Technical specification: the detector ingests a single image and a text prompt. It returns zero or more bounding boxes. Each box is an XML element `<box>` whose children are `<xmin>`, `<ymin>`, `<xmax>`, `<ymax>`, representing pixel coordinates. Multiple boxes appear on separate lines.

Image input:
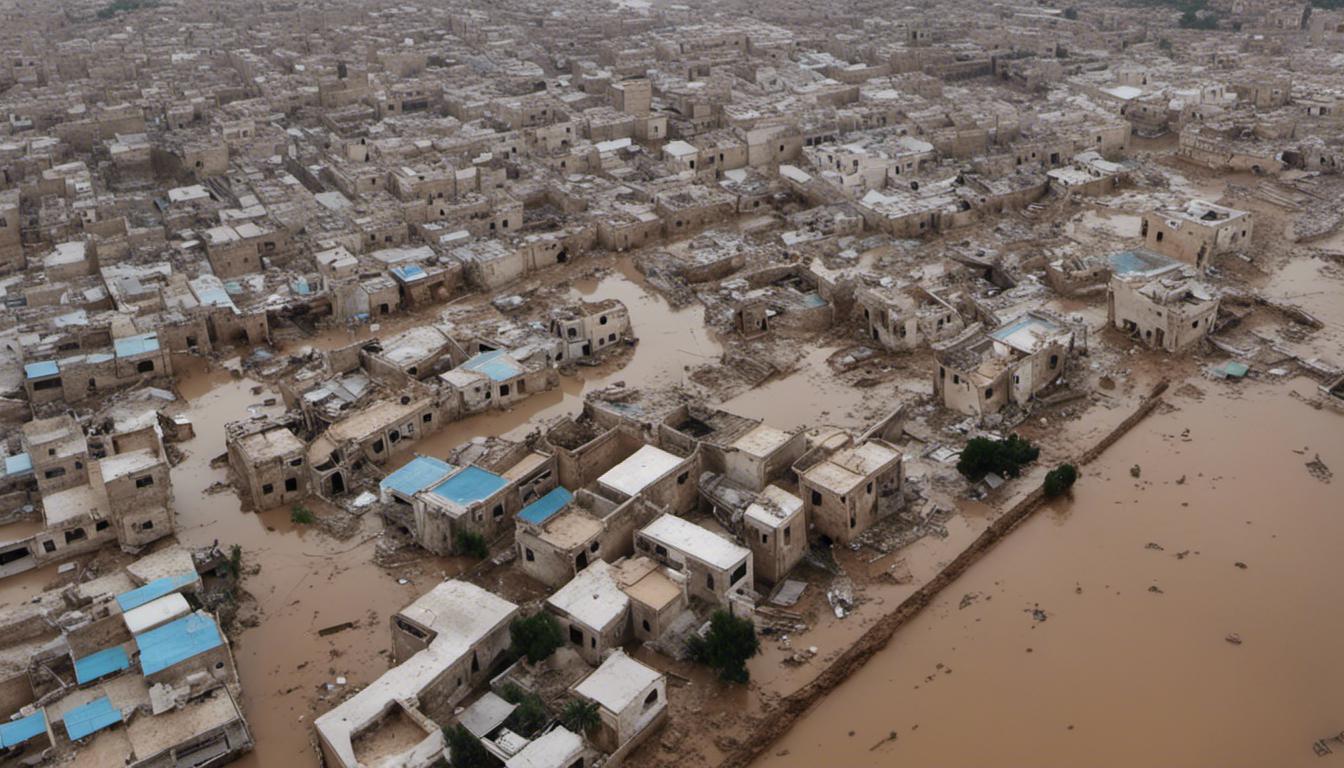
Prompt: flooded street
<box><xmin>754</xmin><ymin>376</ymin><xmax>1344</xmax><ymax>768</ymax></box>
<box><xmin>170</xmin><ymin>364</ymin><xmax>454</xmax><ymax>768</ymax></box>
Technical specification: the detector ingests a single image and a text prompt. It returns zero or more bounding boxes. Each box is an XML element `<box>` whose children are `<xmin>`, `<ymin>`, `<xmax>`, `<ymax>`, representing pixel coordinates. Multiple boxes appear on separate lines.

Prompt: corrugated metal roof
<box><xmin>517</xmin><ymin>487</ymin><xmax>573</xmax><ymax>525</ymax></box>
<box><xmin>135</xmin><ymin>612</ymin><xmax>224</xmax><ymax>676</ymax></box>
<box><xmin>113</xmin><ymin>333</ymin><xmax>160</xmax><ymax>358</ymax></box>
<box><xmin>73</xmin><ymin>646</ymin><xmax>131</xmax><ymax>685</ymax></box>
<box><xmin>63</xmin><ymin>696</ymin><xmax>122</xmax><ymax>741</ymax></box>
<box><xmin>0</xmin><ymin>710</ymin><xmax>47</xmax><ymax>748</ymax></box>
<box><xmin>429</xmin><ymin>466</ymin><xmax>507</xmax><ymax>505</ymax></box>
<box><xmin>24</xmin><ymin>360</ymin><xmax>59</xmax><ymax>379</ymax></box>
<box><xmin>380</xmin><ymin>455</ymin><xmax>456</xmax><ymax>497</ymax></box>
<box><xmin>115</xmin><ymin>571</ymin><xmax>200</xmax><ymax>612</ymax></box>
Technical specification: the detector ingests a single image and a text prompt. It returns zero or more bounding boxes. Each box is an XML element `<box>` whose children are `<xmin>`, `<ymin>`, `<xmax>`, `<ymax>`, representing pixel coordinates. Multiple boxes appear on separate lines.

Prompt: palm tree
<box><xmin>560</xmin><ymin>699</ymin><xmax>600</xmax><ymax>735</ymax></box>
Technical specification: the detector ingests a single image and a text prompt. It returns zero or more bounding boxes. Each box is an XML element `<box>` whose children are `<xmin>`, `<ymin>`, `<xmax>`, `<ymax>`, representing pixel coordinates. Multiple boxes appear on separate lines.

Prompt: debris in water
<box><xmin>1306</xmin><ymin>454</ymin><xmax>1333</xmax><ymax>483</ymax></box>
<box><xmin>1130</xmin><ymin>464</ymin><xmax>1142</xmax><ymax>478</ymax></box>
<box><xmin>1145</xmin><ymin>542</ymin><xmax>1164</xmax><ymax>551</ymax></box>
<box><xmin>317</xmin><ymin>621</ymin><xmax>356</xmax><ymax>637</ymax></box>
<box><xmin>1234</xmin><ymin>562</ymin><xmax>1248</xmax><ymax>569</ymax></box>
<box><xmin>1028</xmin><ymin>606</ymin><xmax>1048</xmax><ymax>622</ymax></box>
<box><xmin>827</xmin><ymin>577</ymin><xmax>855</xmax><ymax>618</ymax></box>
<box><xmin>869</xmin><ymin>731</ymin><xmax>899</xmax><ymax>751</ymax></box>
<box><xmin>1225</xmin><ymin>633</ymin><xmax>1243</xmax><ymax>645</ymax></box>
<box><xmin>1148</xmin><ymin>585</ymin><xmax>1164</xmax><ymax>594</ymax></box>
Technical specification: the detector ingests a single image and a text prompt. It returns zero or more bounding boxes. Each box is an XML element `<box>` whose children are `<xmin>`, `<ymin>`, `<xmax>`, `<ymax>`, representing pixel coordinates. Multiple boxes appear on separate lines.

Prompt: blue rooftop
<box><xmin>63</xmin><ymin>696</ymin><xmax>122</xmax><ymax>741</ymax></box>
<box><xmin>381</xmin><ymin>456</ymin><xmax>456</xmax><ymax>498</ymax></box>
<box><xmin>1109</xmin><ymin>248</ymin><xmax>1177</xmax><ymax>275</ymax></box>
<box><xmin>3</xmin><ymin>453</ymin><xmax>32</xmax><ymax>478</ymax></box>
<box><xmin>518</xmin><ymin>487</ymin><xmax>573</xmax><ymax>525</ymax></box>
<box><xmin>113</xmin><ymin>333</ymin><xmax>160</xmax><ymax>358</ymax></box>
<box><xmin>429</xmin><ymin>466</ymin><xmax>508</xmax><ymax>506</ymax></box>
<box><xmin>458</xmin><ymin>350</ymin><xmax>524</xmax><ymax>383</ymax></box>
<box><xmin>135</xmin><ymin>612</ymin><xmax>223</xmax><ymax>676</ymax></box>
<box><xmin>0</xmin><ymin>710</ymin><xmax>47</xmax><ymax>748</ymax></box>
<box><xmin>116</xmin><ymin>572</ymin><xmax>199</xmax><ymax>612</ymax></box>
<box><xmin>24</xmin><ymin>360</ymin><xmax>59</xmax><ymax>380</ymax></box>
<box><xmin>391</xmin><ymin>264</ymin><xmax>427</xmax><ymax>282</ymax></box>
<box><xmin>74</xmin><ymin>646</ymin><xmax>131</xmax><ymax>685</ymax></box>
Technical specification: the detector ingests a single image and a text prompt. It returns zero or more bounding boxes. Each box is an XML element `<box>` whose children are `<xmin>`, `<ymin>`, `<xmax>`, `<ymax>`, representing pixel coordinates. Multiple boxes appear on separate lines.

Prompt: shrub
<box><xmin>956</xmin><ymin>434</ymin><xmax>1040</xmax><ymax>482</ymax></box>
<box><xmin>290</xmin><ymin>505</ymin><xmax>315</xmax><ymax>524</ymax></box>
<box><xmin>227</xmin><ymin>544</ymin><xmax>243</xmax><ymax>579</ymax></box>
<box><xmin>1043</xmin><ymin>463</ymin><xmax>1079</xmax><ymax>498</ymax></box>
<box><xmin>560</xmin><ymin>699</ymin><xmax>600</xmax><ymax>734</ymax></box>
<box><xmin>504</xmin><ymin>690</ymin><xmax>549</xmax><ymax>737</ymax></box>
<box><xmin>1063</xmin><ymin>6</ymin><xmax>1078</xmax><ymax>18</ymax></box>
<box><xmin>509</xmin><ymin>612</ymin><xmax>564</xmax><ymax>664</ymax></box>
<box><xmin>455</xmin><ymin>529</ymin><xmax>489</xmax><ymax>559</ymax></box>
<box><xmin>442</xmin><ymin>724</ymin><xmax>492</xmax><ymax>768</ymax></box>
<box><xmin>687</xmin><ymin>610</ymin><xmax>760</xmax><ymax>684</ymax></box>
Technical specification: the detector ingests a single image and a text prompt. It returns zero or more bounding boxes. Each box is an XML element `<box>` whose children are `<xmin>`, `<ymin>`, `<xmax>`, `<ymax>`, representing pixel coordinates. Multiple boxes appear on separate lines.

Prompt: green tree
<box><xmin>956</xmin><ymin>434</ymin><xmax>1040</xmax><ymax>482</ymax></box>
<box><xmin>455</xmin><ymin>529</ymin><xmax>488</xmax><ymax>558</ymax></box>
<box><xmin>509</xmin><ymin>612</ymin><xmax>564</xmax><ymax>664</ymax></box>
<box><xmin>560</xmin><ymin>698</ymin><xmax>600</xmax><ymax>734</ymax></box>
<box><xmin>503</xmin><ymin>690</ymin><xmax>549</xmax><ymax>737</ymax></box>
<box><xmin>442</xmin><ymin>724</ymin><xmax>493</xmax><ymax>768</ymax></box>
<box><xmin>1043</xmin><ymin>463</ymin><xmax>1079</xmax><ymax>497</ymax></box>
<box><xmin>687</xmin><ymin>610</ymin><xmax>760</xmax><ymax>683</ymax></box>
<box><xmin>290</xmin><ymin>505</ymin><xmax>315</xmax><ymax>524</ymax></box>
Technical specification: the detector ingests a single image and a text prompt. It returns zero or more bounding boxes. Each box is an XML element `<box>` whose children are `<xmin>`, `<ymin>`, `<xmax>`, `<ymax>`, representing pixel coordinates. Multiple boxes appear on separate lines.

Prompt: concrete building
<box><xmin>934</xmin><ymin>312</ymin><xmax>1078</xmax><ymax>416</ymax></box>
<box><xmin>634</xmin><ymin>514</ymin><xmax>752</xmax><ymax>606</ymax></box>
<box><xmin>314</xmin><ymin>581</ymin><xmax>519</xmax><ymax>768</ymax></box>
<box><xmin>570</xmin><ymin>650</ymin><xmax>667</xmax><ymax>756</ymax></box>
<box><xmin>796</xmin><ymin>438</ymin><xmax>903</xmax><ymax>546</ymax></box>
<box><xmin>1141</xmin><ymin>200</ymin><xmax>1253</xmax><ymax>270</ymax></box>
<box><xmin>1107</xmin><ymin>250</ymin><xmax>1220</xmax><ymax>353</ymax></box>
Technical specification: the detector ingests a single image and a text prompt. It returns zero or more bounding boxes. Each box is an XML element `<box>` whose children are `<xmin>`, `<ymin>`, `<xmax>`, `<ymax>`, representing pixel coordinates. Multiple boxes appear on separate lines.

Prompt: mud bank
<box><xmin>723</xmin><ymin>380</ymin><xmax>1172</xmax><ymax>768</ymax></box>
<box><xmin>751</xmin><ymin>376</ymin><xmax>1344</xmax><ymax>767</ymax></box>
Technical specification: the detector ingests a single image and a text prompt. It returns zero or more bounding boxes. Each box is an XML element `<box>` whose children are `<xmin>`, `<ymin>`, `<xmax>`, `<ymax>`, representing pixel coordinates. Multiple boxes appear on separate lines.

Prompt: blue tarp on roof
<box><xmin>458</xmin><ymin>350</ymin><xmax>524</xmax><ymax>383</ymax></box>
<box><xmin>63</xmin><ymin>696</ymin><xmax>121</xmax><ymax>741</ymax></box>
<box><xmin>135</xmin><ymin>612</ymin><xmax>223</xmax><ymax>676</ymax></box>
<box><xmin>113</xmin><ymin>333</ymin><xmax>160</xmax><ymax>358</ymax></box>
<box><xmin>381</xmin><ymin>456</ymin><xmax>455</xmax><ymax>497</ymax></box>
<box><xmin>24</xmin><ymin>361</ymin><xmax>59</xmax><ymax>379</ymax></box>
<box><xmin>391</xmin><ymin>264</ymin><xmax>427</xmax><ymax>282</ymax></box>
<box><xmin>429</xmin><ymin>466</ymin><xmax>507</xmax><ymax>505</ymax></box>
<box><xmin>74</xmin><ymin>646</ymin><xmax>131</xmax><ymax>685</ymax></box>
<box><xmin>3</xmin><ymin>453</ymin><xmax>32</xmax><ymax>478</ymax></box>
<box><xmin>518</xmin><ymin>487</ymin><xmax>573</xmax><ymax>525</ymax></box>
<box><xmin>0</xmin><ymin>710</ymin><xmax>47</xmax><ymax>748</ymax></box>
<box><xmin>115</xmin><ymin>572</ymin><xmax>199</xmax><ymax>612</ymax></box>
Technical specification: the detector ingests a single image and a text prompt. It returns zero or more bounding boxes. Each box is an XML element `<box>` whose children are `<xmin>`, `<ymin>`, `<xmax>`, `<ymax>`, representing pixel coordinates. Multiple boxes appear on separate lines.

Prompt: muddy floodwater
<box><xmin>755</xmin><ymin>376</ymin><xmax>1344</xmax><ymax>768</ymax></box>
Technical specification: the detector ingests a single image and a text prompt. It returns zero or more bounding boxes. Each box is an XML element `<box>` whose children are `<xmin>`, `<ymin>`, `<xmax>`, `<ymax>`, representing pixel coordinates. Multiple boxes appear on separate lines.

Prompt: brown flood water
<box><xmin>170</xmin><ymin>361</ymin><xmax>465</xmax><ymax>768</ymax></box>
<box><xmin>755</xmin><ymin>376</ymin><xmax>1344</xmax><ymax>768</ymax></box>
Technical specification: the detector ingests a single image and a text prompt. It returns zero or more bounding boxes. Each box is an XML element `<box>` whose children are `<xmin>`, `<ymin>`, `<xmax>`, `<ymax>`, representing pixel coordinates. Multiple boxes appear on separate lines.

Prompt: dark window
<box><xmin>95</xmin><ymin>521</ymin><xmax>110</xmax><ymax>532</ymax></box>
<box><xmin>262</xmin><ymin>484</ymin><xmax>274</xmax><ymax>495</ymax></box>
<box><xmin>500</xmin><ymin>384</ymin><xmax>510</xmax><ymax>396</ymax></box>
<box><xmin>811</xmin><ymin>489</ymin><xmax>822</xmax><ymax>505</ymax></box>
<box><xmin>285</xmin><ymin>478</ymin><xmax>298</xmax><ymax>492</ymax></box>
<box><xmin>0</xmin><ymin>547</ymin><xmax>31</xmax><ymax>565</ymax></box>
<box><xmin>136</xmin><ymin>360</ymin><xmax>155</xmax><ymax>374</ymax></box>
<box><xmin>570</xmin><ymin>626</ymin><xmax>583</xmax><ymax>645</ymax></box>
<box><xmin>525</xmin><ymin>548</ymin><xmax>535</xmax><ymax>562</ymax></box>
<box><xmin>784</xmin><ymin>525</ymin><xmax>792</xmax><ymax>545</ymax></box>
<box><xmin>371</xmin><ymin>439</ymin><xmax>384</xmax><ymax>453</ymax></box>
<box><xmin>140</xmin><ymin>520</ymin><xmax>154</xmax><ymax>531</ymax></box>
<box><xmin>44</xmin><ymin>467</ymin><xmax>66</xmax><ymax>480</ymax></box>
<box><xmin>135</xmin><ymin>475</ymin><xmax>154</xmax><ymax>488</ymax></box>
<box><xmin>642</xmin><ymin>619</ymin><xmax>651</xmax><ymax>632</ymax></box>
<box><xmin>654</xmin><ymin>544</ymin><xmax>668</xmax><ymax>558</ymax></box>
<box><xmin>676</xmin><ymin>472</ymin><xmax>689</xmax><ymax>485</ymax></box>
<box><xmin>493</xmin><ymin>504</ymin><xmax>504</xmax><ymax>518</ymax></box>
<box><xmin>985</xmin><ymin>388</ymin><xmax>994</xmax><ymax>399</ymax></box>
<box><xmin>590</xmin><ymin>540</ymin><xmax>599</xmax><ymax>553</ymax></box>
<box><xmin>65</xmin><ymin>528</ymin><xmax>87</xmax><ymax>544</ymax></box>
<box><xmin>731</xmin><ymin>562</ymin><xmax>747</xmax><ymax>584</ymax></box>
<box><xmin>423</xmin><ymin>413</ymin><xmax>433</xmax><ymax>423</ymax></box>
<box><xmin>706</xmin><ymin>573</ymin><xmax>715</xmax><ymax>590</ymax></box>
<box><xmin>43</xmin><ymin>540</ymin><xmax>56</xmax><ymax>553</ymax></box>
